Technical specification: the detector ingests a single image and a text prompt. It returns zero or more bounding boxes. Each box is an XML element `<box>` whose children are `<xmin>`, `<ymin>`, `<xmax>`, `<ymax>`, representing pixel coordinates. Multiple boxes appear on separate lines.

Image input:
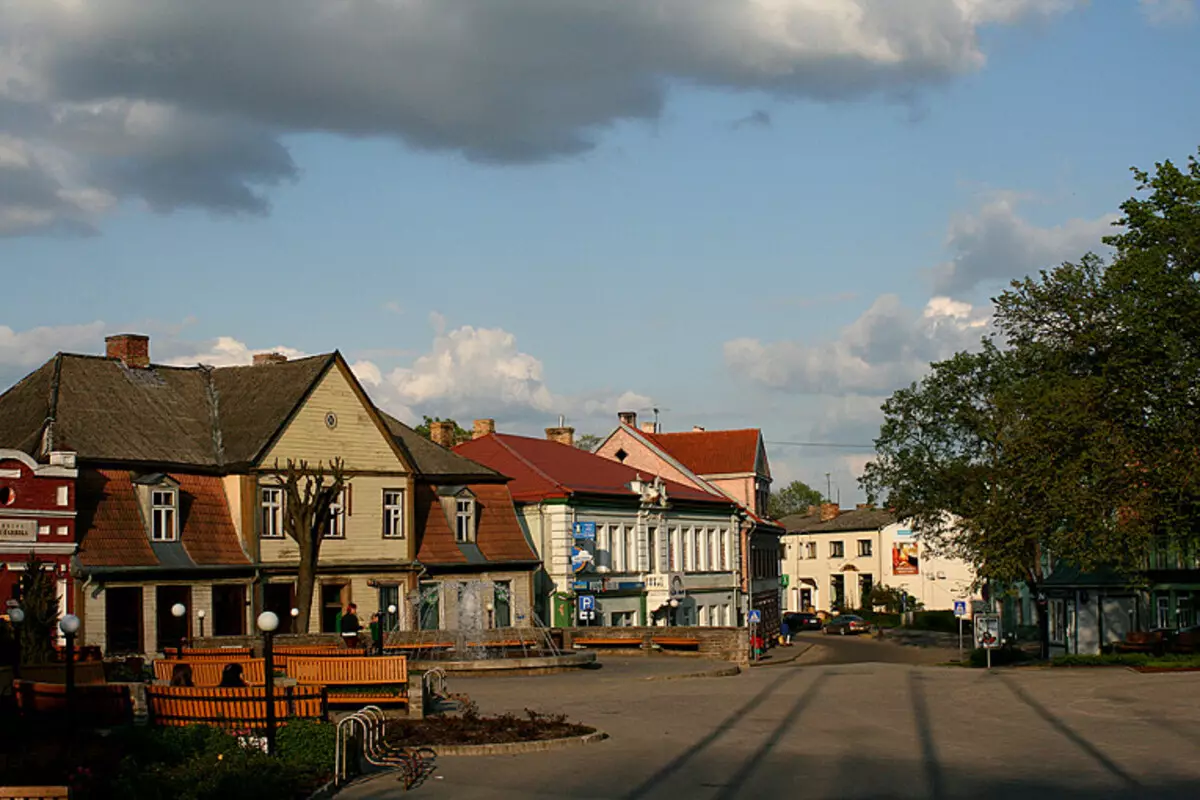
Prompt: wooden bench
<box><xmin>287</xmin><ymin>656</ymin><xmax>408</xmax><ymax>707</ymax></box>
<box><xmin>465</xmin><ymin>639</ymin><xmax>540</xmax><ymax>649</ymax></box>
<box><xmin>13</xmin><ymin>681</ymin><xmax>133</xmax><ymax>727</ymax></box>
<box><xmin>0</xmin><ymin>788</ymin><xmax>70</xmax><ymax>799</ymax></box>
<box><xmin>575</xmin><ymin>638</ymin><xmax>644</xmax><ymax>648</ymax></box>
<box><xmin>163</xmin><ymin>647</ymin><xmax>254</xmax><ymax>660</ymax></box>
<box><xmin>1171</xmin><ymin>631</ymin><xmax>1200</xmax><ymax>654</ymax></box>
<box><xmin>651</xmin><ymin>636</ymin><xmax>700</xmax><ymax>651</ymax></box>
<box><xmin>153</xmin><ymin>658</ymin><xmax>266</xmax><ymax>686</ymax></box>
<box><xmin>1115</xmin><ymin>631</ymin><xmax>1166</xmax><ymax>655</ymax></box>
<box><xmin>274</xmin><ymin>646</ymin><xmax>365</xmax><ymax>669</ymax></box>
<box><xmin>384</xmin><ymin>642</ymin><xmax>454</xmax><ymax>653</ymax></box>
<box><xmin>144</xmin><ymin>685</ymin><xmax>328</xmax><ymax>730</ymax></box>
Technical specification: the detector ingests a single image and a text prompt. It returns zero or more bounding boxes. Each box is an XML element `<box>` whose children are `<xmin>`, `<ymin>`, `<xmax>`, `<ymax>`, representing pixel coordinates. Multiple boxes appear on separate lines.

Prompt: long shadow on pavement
<box><xmin>1000</xmin><ymin>677</ymin><xmax>1141</xmax><ymax>791</ymax></box>
<box><xmin>622</xmin><ymin>667</ymin><xmax>799</xmax><ymax>800</ymax></box>
<box><xmin>909</xmin><ymin>670</ymin><xmax>946</xmax><ymax>800</ymax></box>
<box><xmin>709</xmin><ymin>672</ymin><xmax>830</xmax><ymax>800</ymax></box>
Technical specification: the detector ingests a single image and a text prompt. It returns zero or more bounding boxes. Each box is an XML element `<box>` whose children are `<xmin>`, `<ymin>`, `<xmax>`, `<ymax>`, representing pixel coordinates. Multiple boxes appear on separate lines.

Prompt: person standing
<box><xmin>369</xmin><ymin>611</ymin><xmax>383</xmax><ymax>655</ymax></box>
<box><xmin>341</xmin><ymin>603</ymin><xmax>361</xmax><ymax>648</ymax></box>
<box><xmin>780</xmin><ymin>618</ymin><xmax>792</xmax><ymax>646</ymax></box>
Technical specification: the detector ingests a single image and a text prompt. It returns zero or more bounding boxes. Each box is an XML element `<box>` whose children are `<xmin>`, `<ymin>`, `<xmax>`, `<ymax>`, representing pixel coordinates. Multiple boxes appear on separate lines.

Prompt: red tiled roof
<box><xmin>415</xmin><ymin>482</ymin><xmax>538</xmax><ymax>565</ymax></box>
<box><xmin>414</xmin><ymin>483</ymin><xmax>464</xmax><ymax>564</ymax></box>
<box><xmin>75</xmin><ymin>469</ymin><xmax>249</xmax><ymax>569</ymax></box>
<box><xmin>453</xmin><ymin>434</ymin><xmax>728</xmax><ymax>505</ymax></box>
<box><xmin>643</xmin><ymin>428</ymin><xmax>762</xmax><ymax>475</ymax></box>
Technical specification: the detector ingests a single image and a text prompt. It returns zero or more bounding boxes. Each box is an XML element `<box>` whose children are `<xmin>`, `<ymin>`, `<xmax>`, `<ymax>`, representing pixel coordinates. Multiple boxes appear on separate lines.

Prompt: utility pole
<box><xmin>825</xmin><ymin>473</ymin><xmax>832</xmax><ymax>503</ymax></box>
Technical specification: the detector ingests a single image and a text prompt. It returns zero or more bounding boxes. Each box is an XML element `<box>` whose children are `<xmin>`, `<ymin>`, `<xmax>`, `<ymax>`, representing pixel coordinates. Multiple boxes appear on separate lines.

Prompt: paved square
<box><xmin>340</xmin><ymin>645</ymin><xmax>1200</xmax><ymax>799</ymax></box>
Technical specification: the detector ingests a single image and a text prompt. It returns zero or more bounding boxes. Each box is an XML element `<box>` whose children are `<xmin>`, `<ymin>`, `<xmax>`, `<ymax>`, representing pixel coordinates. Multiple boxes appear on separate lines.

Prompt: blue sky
<box><xmin>2</xmin><ymin>0</ymin><xmax>1199</xmax><ymax>502</ymax></box>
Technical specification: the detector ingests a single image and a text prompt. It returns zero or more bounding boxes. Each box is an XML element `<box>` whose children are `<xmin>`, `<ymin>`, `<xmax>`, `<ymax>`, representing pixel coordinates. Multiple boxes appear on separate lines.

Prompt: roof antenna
<box><xmin>825</xmin><ymin>472</ymin><xmax>832</xmax><ymax>503</ymax></box>
<box><xmin>558</xmin><ymin>414</ymin><xmax>565</xmax><ymax>427</ymax></box>
<box><xmin>653</xmin><ymin>407</ymin><xmax>660</xmax><ymax>433</ymax></box>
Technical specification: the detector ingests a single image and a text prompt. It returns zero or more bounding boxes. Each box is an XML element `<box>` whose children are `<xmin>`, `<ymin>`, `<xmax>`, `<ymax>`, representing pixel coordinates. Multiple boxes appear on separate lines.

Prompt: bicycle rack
<box><xmin>335</xmin><ymin>705</ymin><xmax>438</xmax><ymax>791</ymax></box>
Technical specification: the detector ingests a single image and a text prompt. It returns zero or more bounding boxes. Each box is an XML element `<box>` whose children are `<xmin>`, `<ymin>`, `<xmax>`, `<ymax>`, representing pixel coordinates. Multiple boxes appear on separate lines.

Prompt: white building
<box><xmin>779</xmin><ymin>504</ymin><xmax>976</xmax><ymax>613</ymax></box>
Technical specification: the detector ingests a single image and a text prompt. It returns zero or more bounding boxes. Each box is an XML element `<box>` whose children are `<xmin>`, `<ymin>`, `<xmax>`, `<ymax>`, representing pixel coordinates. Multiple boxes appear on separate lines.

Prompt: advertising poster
<box><xmin>892</xmin><ymin>542</ymin><xmax>919</xmax><ymax>575</ymax></box>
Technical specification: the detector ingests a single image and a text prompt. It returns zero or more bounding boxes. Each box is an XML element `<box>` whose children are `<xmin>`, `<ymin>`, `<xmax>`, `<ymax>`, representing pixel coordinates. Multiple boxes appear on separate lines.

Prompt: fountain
<box><xmin>383</xmin><ymin>579</ymin><xmax>595</xmax><ymax>675</ymax></box>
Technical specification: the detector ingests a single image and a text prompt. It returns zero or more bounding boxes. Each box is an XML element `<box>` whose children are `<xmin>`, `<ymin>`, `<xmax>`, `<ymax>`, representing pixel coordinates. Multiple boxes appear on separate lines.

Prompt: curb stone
<box><xmin>749</xmin><ymin>643</ymin><xmax>813</xmax><ymax>668</ymax></box>
<box><xmin>416</xmin><ymin>730</ymin><xmax>609</xmax><ymax>756</ymax></box>
<box><xmin>643</xmin><ymin>665</ymin><xmax>741</xmax><ymax>681</ymax></box>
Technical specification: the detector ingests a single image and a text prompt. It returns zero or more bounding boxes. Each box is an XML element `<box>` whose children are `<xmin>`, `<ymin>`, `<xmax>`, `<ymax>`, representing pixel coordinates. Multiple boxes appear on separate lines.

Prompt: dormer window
<box><xmin>151</xmin><ymin>489</ymin><xmax>178</xmax><ymax>542</ymax></box>
<box><xmin>456</xmin><ymin>498</ymin><xmax>475</xmax><ymax>543</ymax></box>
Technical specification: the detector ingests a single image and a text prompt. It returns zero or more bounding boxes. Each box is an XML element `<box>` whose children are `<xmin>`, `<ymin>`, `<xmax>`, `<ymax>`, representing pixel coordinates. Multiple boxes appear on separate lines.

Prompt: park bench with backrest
<box><xmin>651</xmin><ymin>636</ymin><xmax>700</xmax><ymax>651</ymax></box>
<box><xmin>13</xmin><ymin>681</ymin><xmax>133</xmax><ymax>727</ymax></box>
<box><xmin>163</xmin><ymin>646</ymin><xmax>254</xmax><ymax>660</ymax></box>
<box><xmin>144</xmin><ymin>685</ymin><xmax>328</xmax><ymax>730</ymax></box>
<box><xmin>152</xmin><ymin>658</ymin><xmax>266</xmax><ymax>686</ymax></box>
<box><xmin>1115</xmin><ymin>630</ymin><xmax>1166</xmax><ymax>655</ymax></box>
<box><xmin>574</xmin><ymin>637</ymin><xmax>645</xmax><ymax>648</ymax></box>
<box><xmin>0</xmin><ymin>788</ymin><xmax>71</xmax><ymax>799</ymax></box>
<box><xmin>286</xmin><ymin>656</ymin><xmax>408</xmax><ymax>707</ymax></box>
<box><xmin>273</xmin><ymin>645</ymin><xmax>365</xmax><ymax>669</ymax></box>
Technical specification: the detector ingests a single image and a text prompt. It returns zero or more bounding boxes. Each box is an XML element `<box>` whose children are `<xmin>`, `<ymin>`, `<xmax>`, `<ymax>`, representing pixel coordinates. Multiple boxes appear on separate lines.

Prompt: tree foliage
<box><xmin>18</xmin><ymin>552</ymin><xmax>60</xmax><ymax>664</ymax></box>
<box><xmin>574</xmin><ymin>434</ymin><xmax>603</xmax><ymax>452</ymax></box>
<box><xmin>414</xmin><ymin>416</ymin><xmax>473</xmax><ymax>446</ymax></box>
<box><xmin>768</xmin><ymin>480</ymin><xmax>825</xmax><ymax>519</ymax></box>
<box><xmin>862</xmin><ymin>147</ymin><xmax>1200</xmax><ymax>653</ymax></box>
<box><xmin>278</xmin><ymin>458</ymin><xmax>346</xmax><ymax>633</ymax></box>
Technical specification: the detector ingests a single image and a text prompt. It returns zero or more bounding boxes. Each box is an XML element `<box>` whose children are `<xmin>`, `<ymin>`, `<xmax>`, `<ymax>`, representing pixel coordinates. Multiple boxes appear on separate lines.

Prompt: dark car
<box><xmin>824</xmin><ymin>614</ymin><xmax>871</xmax><ymax>635</ymax></box>
<box><xmin>783</xmin><ymin>612</ymin><xmax>823</xmax><ymax>632</ymax></box>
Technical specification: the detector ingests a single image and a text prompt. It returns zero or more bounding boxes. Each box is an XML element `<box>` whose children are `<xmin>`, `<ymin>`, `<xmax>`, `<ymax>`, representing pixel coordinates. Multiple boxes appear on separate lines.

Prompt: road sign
<box><xmin>974</xmin><ymin>613</ymin><xmax>1001</xmax><ymax>649</ymax></box>
<box><xmin>571</xmin><ymin>546</ymin><xmax>594</xmax><ymax>574</ymax></box>
<box><xmin>577</xmin><ymin>594</ymin><xmax>595</xmax><ymax>612</ymax></box>
<box><xmin>953</xmin><ymin>600</ymin><xmax>967</xmax><ymax>619</ymax></box>
<box><xmin>748</xmin><ymin>609</ymin><xmax>761</xmax><ymax>624</ymax></box>
<box><xmin>573</xmin><ymin>521</ymin><xmax>597</xmax><ymax>540</ymax></box>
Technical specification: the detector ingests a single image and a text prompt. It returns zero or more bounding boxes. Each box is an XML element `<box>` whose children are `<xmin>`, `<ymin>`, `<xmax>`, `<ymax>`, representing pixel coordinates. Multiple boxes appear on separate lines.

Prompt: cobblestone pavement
<box><xmin>338</xmin><ymin>656</ymin><xmax>1200</xmax><ymax>799</ymax></box>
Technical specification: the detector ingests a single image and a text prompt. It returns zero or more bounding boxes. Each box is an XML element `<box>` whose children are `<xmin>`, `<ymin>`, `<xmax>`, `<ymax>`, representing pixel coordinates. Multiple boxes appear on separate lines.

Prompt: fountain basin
<box><xmin>411</xmin><ymin>650</ymin><xmax>596</xmax><ymax>677</ymax></box>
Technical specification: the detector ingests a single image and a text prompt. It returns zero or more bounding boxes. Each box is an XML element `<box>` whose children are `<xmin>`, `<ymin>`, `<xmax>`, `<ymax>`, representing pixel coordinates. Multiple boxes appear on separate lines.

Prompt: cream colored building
<box><xmin>779</xmin><ymin>505</ymin><xmax>977</xmax><ymax>614</ymax></box>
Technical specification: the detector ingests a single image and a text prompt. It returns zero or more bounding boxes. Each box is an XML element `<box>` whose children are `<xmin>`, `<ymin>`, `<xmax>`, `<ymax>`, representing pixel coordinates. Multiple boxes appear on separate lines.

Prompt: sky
<box><xmin>2</xmin><ymin>0</ymin><xmax>1200</xmax><ymax>504</ymax></box>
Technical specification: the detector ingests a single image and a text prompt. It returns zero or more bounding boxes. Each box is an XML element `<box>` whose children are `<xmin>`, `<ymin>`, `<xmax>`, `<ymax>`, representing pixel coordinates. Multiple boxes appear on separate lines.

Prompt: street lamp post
<box><xmin>59</xmin><ymin>614</ymin><xmax>81</xmax><ymax>730</ymax></box>
<box><xmin>257</xmin><ymin>611</ymin><xmax>280</xmax><ymax>756</ymax></box>
<box><xmin>669</xmin><ymin>598</ymin><xmax>679</xmax><ymax>627</ymax></box>
<box><xmin>289</xmin><ymin>607</ymin><xmax>300</xmax><ymax>634</ymax></box>
<box><xmin>9</xmin><ymin>607</ymin><xmax>24</xmax><ymax>679</ymax></box>
<box><xmin>197</xmin><ymin>609</ymin><xmax>206</xmax><ymax>640</ymax></box>
<box><xmin>170</xmin><ymin>603</ymin><xmax>187</xmax><ymax>657</ymax></box>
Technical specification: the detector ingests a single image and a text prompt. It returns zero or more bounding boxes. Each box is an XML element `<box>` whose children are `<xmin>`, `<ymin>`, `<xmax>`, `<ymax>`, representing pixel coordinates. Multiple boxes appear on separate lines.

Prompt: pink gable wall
<box><xmin>707</xmin><ymin>476</ymin><xmax>754</xmax><ymax>511</ymax></box>
<box><xmin>594</xmin><ymin>428</ymin><xmax>707</xmax><ymax>492</ymax></box>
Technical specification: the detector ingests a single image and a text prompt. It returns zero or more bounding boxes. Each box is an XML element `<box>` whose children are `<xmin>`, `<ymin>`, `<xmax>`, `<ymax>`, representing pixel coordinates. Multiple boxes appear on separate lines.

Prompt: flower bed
<box><xmin>386</xmin><ymin>704</ymin><xmax>594</xmax><ymax>747</ymax></box>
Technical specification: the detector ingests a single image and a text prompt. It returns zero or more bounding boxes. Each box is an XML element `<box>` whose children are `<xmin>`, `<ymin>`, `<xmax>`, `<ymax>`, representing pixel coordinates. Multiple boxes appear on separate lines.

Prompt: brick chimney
<box><xmin>618</xmin><ymin>411</ymin><xmax>637</xmax><ymax>428</ymax></box>
<box><xmin>693</xmin><ymin>426</ymin><xmax>706</xmax><ymax>432</ymax></box>
<box><xmin>640</xmin><ymin>422</ymin><xmax>656</xmax><ymax>434</ymax></box>
<box><xmin>253</xmin><ymin>352</ymin><xmax>288</xmax><ymax>366</ymax></box>
<box><xmin>820</xmin><ymin>503</ymin><xmax>840</xmax><ymax>522</ymax></box>
<box><xmin>545</xmin><ymin>426</ymin><xmax>575</xmax><ymax>447</ymax></box>
<box><xmin>105</xmin><ymin>334</ymin><xmax>150</xmax><ymax>369</ymax></box>
<box><xmin>472</xmin><ymin>419</ymin><xmax>495</xmax><ymax>439</ymax></box>
<box><xmin>429</xmin><ymin>421</ymin><xmax>455</xmax><ymax>448</ymax></box>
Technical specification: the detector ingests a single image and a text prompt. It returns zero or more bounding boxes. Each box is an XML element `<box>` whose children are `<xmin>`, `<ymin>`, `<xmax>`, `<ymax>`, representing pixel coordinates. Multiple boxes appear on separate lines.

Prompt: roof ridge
<box><xmin>42</xmin><ymin>352</ymin><xmax>64</xmax><ymax>457</ymax></box>
<box><xmin>622</xmin><ymin>424</ymin><xmax>728</xmax><ymax>499</ymax></box>
<box><xmin>492</xmin><ymin>434</ymin><xmax>570</xmax><ymax>495</ymax></box>
<box><xmin>200</xmin><ymin>365</ymin><xmax>226</xmax><ymax>468</ymax></box>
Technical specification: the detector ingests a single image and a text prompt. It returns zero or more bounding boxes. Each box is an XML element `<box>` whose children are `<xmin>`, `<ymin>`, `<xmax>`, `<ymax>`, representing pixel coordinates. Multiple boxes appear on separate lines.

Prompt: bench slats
<box><xmin>286</xmin><ymin>656</ymin><xmax>408</xmax><ymax>706</ymax></box>
<box><xmin>153</xmin><ymin>659</ymin><xmax>266</xmax><ymax>686</ymax></box>
<box><xmin>145</xmin><ymin>685</ymin><xmax>327</xmax><ymax>730</ymax></box>
<box><xmin>163</xmin><ymin>647</ymin><xmax>254</xmax><ymax>660</ymax></box>
<box><xmin>0</xmin><ymin>787</ymin><xmax>71</xmax><ymax>799</ymax></box>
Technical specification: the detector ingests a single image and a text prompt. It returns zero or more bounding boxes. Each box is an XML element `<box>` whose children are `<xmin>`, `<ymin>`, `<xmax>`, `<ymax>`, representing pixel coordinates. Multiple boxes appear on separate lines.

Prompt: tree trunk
<box><xmin>1031</xmin><ymin>586</ymin><xmax>1050</xmax><ymax>660</ymax></box>
<box><xmin>294</xmin><ymin>537</ymin><xmax>316</xmax><ymax>634</ymax></box>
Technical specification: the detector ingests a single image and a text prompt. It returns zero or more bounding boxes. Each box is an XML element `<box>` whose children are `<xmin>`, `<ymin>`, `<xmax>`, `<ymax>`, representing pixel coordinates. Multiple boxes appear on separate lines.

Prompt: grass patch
<box><xmin>1052</xmin><ymin>653</ymin><xmax>1200</xmax><ymax>669</ymax></box>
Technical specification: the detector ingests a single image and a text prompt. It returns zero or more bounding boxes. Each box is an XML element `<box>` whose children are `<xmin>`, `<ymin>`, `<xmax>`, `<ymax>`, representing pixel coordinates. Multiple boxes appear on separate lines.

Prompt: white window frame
<box><xmin>830</xmin><ymin>540</ymin><xmax>844</xmax><ymax>559</ymax></box>
<box><xmin>1049</xmin><ymin>598</ymin><xmax>1067</xmax><ymax>644</ymax></box>
<box><xmin>719</xmin><ymin>529</ymin><xmax>729</xmax><ymax>570</ymax></box>
<box><xmin>668</xmin><ymin>527</ymin><xmax>679</xmax><ymax>571</ymax></box>
<box><xmin>455</xmin><ymin>497</ymin><xmax>474</xmax><ymax>543</ymax></box>
<box><xmin>598</xmin><ymin>525</ymin><xmax>611</xmax><ymax>570</ymax></box>
<box><xmin>260</xmin><ymin>487</ymin><xmax>284</xmax><ymax>539</ymax></box>
<box><xmin>151</xmin><ymin>489</ymin><xmax>178</xmax><ymax>542</ymax></box>
<box><xmin>857</xmin><ymin>539</ymin><xmax>873</xmax><ymax>557</ymax></box>
<box><xmin>383</xmin><ymin>489</ymin><xmax>405</xmax><ymax>539</ymax></box>
<box><xmin>56</xmin><ymin>525</ymin><xmax>68</xmax><ymax>537</ymax></box>
<box><xmin>805</xmin><ymin>541</ymin><xmax>817</xmax><ymax>559</ymax></box>
<box><xmin>648</xmin><ymin>526</ymin><xmax>658</xmax><ymax>573</ymax></box>
<box><xmin>325</xmin><ymin>490</ymin><xmax>346</xmax><ymax>539</ymax></box>
<box><xmin>56</xmin><ymin>485</ymin><xmax>69</xmax><ymax>506</ymax></box>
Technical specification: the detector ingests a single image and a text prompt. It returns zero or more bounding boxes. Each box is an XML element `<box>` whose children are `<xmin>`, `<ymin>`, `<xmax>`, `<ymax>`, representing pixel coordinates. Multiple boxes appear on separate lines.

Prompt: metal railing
<box><xmin>335</xmin><ymin>705</ymin><xmax>437</xmax><ymax>790</ymax></box>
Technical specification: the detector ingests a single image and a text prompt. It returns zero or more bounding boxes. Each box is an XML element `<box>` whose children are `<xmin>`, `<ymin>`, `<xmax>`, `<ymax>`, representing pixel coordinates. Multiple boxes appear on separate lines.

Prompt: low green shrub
<box><xmin>1052</xmin><ymin>653</ymin><xmax>1200</xmax><ymax>668</ymax></box>
<box><xmin>968</xmin><ymin>646</ymin><xmax>1033</xmax><ymax>668</ymax></box>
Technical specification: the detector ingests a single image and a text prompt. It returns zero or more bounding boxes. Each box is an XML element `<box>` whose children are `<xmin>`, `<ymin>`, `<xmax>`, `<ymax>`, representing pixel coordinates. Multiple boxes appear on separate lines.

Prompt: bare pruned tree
<box><xmin>278</xmin><ymin>458</ymin><xmax>346</xmax><ymax>633</ymax></box>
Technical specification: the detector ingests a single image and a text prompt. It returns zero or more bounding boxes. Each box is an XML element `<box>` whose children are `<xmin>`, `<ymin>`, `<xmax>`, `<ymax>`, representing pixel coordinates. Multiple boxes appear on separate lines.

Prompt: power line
<box><xmin>764</xmin><ymin>440</ymin><xmax>875</xmax><ymax>450</ymax></box>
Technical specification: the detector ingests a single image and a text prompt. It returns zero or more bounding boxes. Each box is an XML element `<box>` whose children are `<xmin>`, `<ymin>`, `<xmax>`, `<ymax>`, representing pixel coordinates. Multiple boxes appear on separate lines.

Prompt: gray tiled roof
<box><xmin>779</xmin><ymin>507</ymin><xmax>897</xmax><ymax>534</ymax></box>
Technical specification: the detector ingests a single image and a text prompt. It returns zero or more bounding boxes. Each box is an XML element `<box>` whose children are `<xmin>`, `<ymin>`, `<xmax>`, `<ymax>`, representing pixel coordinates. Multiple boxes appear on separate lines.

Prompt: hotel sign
<box><xmin>0</xmin><ymin>519</ymin><xmax>37</xmax><ymax>542</ymax></box>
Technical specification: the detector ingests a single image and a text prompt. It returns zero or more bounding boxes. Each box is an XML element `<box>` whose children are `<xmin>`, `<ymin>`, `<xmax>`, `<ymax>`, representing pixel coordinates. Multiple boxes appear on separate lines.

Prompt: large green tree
<box><xmin>862</xmin><ymin>148</ymin><xmax>1200</xmax><ymax>657</ymax></box>
<box><xmin>769</xmin><ymin>480</ymin><xmax>825</xmax><ymax>519</ymax></box>
<box><xmin>414</xmin><ymin>416</ymin><xmax>472</xmax><ymax>446</ymax></box>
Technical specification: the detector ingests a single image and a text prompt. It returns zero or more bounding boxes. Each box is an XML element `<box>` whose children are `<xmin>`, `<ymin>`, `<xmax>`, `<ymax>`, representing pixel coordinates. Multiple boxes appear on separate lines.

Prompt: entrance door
<box><xmin>264</xmin><ymin>583</ymin><xmax>296</xmax><ymax>633</ymax></box>
<box><xmin>800</xmin><ymin>588</ymin><xmax>813</xmax><ymax>611</ymax></box>
<box><xmin>378</xmin><ymin>585</ymin><xmax>401</xmax><ymax>633</ymax></box>
<box><xmin>321</xmin><ymin>583</ymin><xmax>347</xmax><ymax>633</ymax></box>
<box><xmin>155</xmin><ymin>585</ymin><xmax>192</xmax><ymax>653</ymax></box>
<box><xmin>105</xmin><ymin>587</ymin><xmax>143</xmax><ymax>654</ymax></box>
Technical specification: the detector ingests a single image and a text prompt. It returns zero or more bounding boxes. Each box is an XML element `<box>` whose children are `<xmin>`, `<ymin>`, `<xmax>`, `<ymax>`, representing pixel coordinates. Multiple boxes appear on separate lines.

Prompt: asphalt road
<box><xmin>787</xmin><ymin>630</ymin><xmax>960</xmax><ymax>666</ymax></box>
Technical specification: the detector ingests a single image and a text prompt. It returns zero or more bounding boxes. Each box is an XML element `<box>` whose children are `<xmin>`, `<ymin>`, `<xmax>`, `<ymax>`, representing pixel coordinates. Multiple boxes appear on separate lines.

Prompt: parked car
<box><xmin>824</xmin><ymin>614</ymin><xmax>871</xmax><ymax>635</ymax></box>
<box><xmin>783</xmin><ymin>612</ymin><xmax>823</xmax><ymax>632</ymax></box>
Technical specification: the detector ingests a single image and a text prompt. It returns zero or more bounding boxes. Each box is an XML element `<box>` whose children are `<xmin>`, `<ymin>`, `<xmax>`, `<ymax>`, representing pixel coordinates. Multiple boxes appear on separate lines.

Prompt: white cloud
<box><xmin>0</xmin><ymin>321</ymin><xmax>107</xmax><ymax>385</ymax></box>
<box><xmin>1139</xmin><ymin>0</ymin><xmax>1197</xmax><ymax>25</ymax></box>
<box><xmin>931</xmin><ymin>193</ymin><xmax>1118</xmax><ymax>297</ymax></box>
<box><xmin>0</xmin><ymin>0</ymin><xmax>1088</xmax><ymax>235</ymax></box>
<box><xmin>164</xmin><ymin>336</ymin><xmax>308</xmax><ymax>368</ymax></box>
<box><xmin>725</xmin><ymin>294</ymin><xmax>991</xmax><ymax>396</ymax></box>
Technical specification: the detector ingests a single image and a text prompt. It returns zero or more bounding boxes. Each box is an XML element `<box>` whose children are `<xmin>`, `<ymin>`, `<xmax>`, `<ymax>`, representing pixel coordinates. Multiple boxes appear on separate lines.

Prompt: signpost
<box><xmin>572</xmin><ymin>522</ymin><xmax>597</xmax><ymax>540</ymax></box>
<box><xmin>577</xmin><ymin>594</ymin><xmax>596</xmax><ymax>625</ymax></box>
<box><xmin>748</xmin><ymin>609</ymin><xmax>762</xmax><ymax>662</ymax></box>
<box><xmin>954</xmin><ymin>600</ymin><xmax>967</xmax><ymax>663</ymax></box>
<box><xmin>974</xmin><ymin>612</ymin><xmax>1001</xmax><ymax>668</ymax></box>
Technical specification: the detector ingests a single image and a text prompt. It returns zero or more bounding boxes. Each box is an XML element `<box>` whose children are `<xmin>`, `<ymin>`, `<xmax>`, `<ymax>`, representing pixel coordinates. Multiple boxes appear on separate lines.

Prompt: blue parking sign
<box><xmin>578</xmin><ymin>594</ymin><xmax>595</xmax><ymax>612</ymax></box>
<box><xmin>954</xmin><ymin>600</ymin><xmax>967</xmax><ymax>618</ymax></box>
<box><xmin>748</xmin><ymin>609</ymin><xmax>761</xmax><ymax>624</ymax></box>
